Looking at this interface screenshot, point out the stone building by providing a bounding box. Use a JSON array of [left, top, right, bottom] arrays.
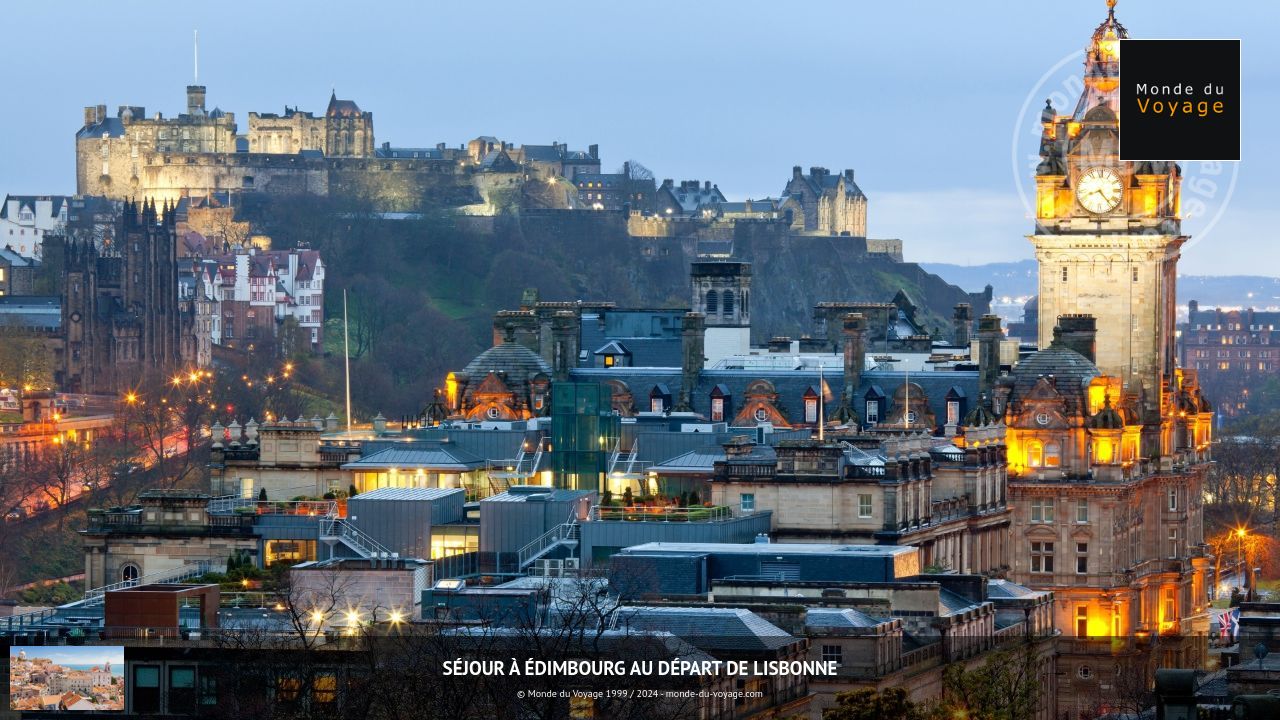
[[53, 199, 205, 393], [1006, 6, 1216, 715], [0, 246, 37, 295], [780, 166, 867, 236], [1, 194, 69, 258], [1179, 301, 1280, 417]]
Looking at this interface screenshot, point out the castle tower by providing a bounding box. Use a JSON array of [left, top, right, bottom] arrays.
[[186, 85, 206, 117], [1029, 0, 1182, 431], [691, 260, 751, 367]]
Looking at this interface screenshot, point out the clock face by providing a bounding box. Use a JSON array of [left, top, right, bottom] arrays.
[[1076, 167, 1124, 214]]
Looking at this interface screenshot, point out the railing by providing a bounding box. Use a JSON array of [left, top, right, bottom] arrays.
[[76, 560, 222, 607], [319, 516, 394, 559], [590, 504, 735, 523], [901, 642, 943, 669], [207, 497, 338, 517], [517, 508, 579, 569]]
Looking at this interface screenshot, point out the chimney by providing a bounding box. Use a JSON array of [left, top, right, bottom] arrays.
[[841, 313, 867, 402], [1055, 314, 1097, 363], [976, 315, 1003, 406], [372, 412, 387, 434], [844, 169, 854, 182], [704, 180, 711, 191], [810, 166, 824, 180], [588, 143, 598, 160], [952, 303, 973, 346], [793, 165, 803, 179], [1188, 299, 1198, 315], [83, 106, 98, 127], [551, 310, 579, 382], [676, 312, 705, 411], [96, 105, 107, 124]]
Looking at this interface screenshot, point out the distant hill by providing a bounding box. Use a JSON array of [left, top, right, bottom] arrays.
[[241, 195, 985, 416], [923, 259, 1280, 309]]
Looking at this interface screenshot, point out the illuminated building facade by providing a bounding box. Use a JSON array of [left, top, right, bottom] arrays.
[[1008, 4, 1215, 715]]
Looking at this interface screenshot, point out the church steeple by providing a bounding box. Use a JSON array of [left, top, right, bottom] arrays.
[[1076, 0, 1126, 118]]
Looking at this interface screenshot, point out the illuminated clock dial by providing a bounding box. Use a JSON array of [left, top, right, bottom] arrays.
[[1076, 167, 1124, 214]]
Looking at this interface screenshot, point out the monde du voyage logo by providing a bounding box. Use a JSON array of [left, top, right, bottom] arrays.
[[1119, 39, 1241, 161]]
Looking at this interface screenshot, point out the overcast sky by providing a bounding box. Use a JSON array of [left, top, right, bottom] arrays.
[[0, 0, 1273, 275]]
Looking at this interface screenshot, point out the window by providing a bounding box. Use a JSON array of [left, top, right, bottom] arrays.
[[705, 290, 718, 314], [121, 562, 140, 583], [1076, 606, 1089, 637], [1045, 443, 1062, 467], [1132, 267, 1139, 282], [1077, 543, 1089, 574], [1031, 542, 1054, 573], [1164, 588, 1177, 624], [865, 400, 879, 424], [821, 644, 843, 665], [169, 666, 197, 714], [1167, 486, 1178, 511], [711, 397, 724, 422], [1168, 528, 1179, 558], [859, 493, 873, 518], [1078, 665, 1093, 680], [315, 674, 337, 705], [651, 396, 664, 413], [1061, 267, 1069, 282], [741, 493, 755, 512], [804, 395, 819, 423], [603, 354, 615, 368], [754, 408, 768, 422], [133, 665, 161, 713], [1031, 499, 1054, 523], [1076, 499, 1089, 523], [946, 400, 960, 425], [722, 290, 735, 314], [1027, 441, 1044, 467]]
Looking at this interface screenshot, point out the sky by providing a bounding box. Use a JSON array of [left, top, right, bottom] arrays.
[[0, 0, 1275, 275], [10, 646, 125, 667]]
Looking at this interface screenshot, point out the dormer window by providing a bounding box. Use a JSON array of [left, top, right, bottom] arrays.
[[865, 399, 880, 425]]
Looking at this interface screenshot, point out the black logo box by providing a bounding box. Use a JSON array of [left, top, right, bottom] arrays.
[[1119, 39, 1240, 162]]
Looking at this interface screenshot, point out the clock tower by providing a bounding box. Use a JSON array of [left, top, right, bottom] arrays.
[[1030, 0, 1184, 434]]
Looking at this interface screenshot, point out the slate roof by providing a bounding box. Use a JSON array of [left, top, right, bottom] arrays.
[[76, 117, 126, 139], [326, 92, 363, 117], [939, 588, 984, 615], [342, 444, 485, 471], [0, 247, 36, 267], [1006, 342, 1099, 417], [804, 607, 885, 629], [649, 447, 726, 473], [520, 145, 564, 163], [1, 195, 69, 219], [0, 295, 60, 330], [615, 606, 798, 652], [375, 147, 444, 159], [985, 579, 1046, 600], [569, 366, 978, 433]]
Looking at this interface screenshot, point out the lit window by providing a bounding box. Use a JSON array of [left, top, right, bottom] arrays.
[[1076, 606, 1089, 637], [1027, 441, 1044, 467], [946, 400, 960, 425]]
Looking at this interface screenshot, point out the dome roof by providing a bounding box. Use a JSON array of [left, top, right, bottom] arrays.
[[462, 341, 553, 388], [1088, 394, 1125, 429], [1007, 343, 1101, 418]]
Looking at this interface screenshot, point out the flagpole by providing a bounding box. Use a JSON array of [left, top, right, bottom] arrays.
[[818, 363, 825, 441], [343, 289, 352, 434]]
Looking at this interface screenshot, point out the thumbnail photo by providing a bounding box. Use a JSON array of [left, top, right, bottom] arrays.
[[8, 647, 125, 712]]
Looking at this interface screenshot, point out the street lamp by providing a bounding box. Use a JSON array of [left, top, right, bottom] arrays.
[[1237, 527, 1250, 601]]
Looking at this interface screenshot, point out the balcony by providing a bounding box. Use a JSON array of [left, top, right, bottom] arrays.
[[590, 504, 737, 523]]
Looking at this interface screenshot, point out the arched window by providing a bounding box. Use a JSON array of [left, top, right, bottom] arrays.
[[1027, 441, 1044, 468], [705, 290, 718, 314], [722, 290, 735, 314], [120, 563, 140, 583]]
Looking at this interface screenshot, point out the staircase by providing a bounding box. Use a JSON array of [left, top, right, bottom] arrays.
[[3, 560, 224, 631], [488, 438, 548, 496], [517, 508, 581, 571], [319, 514, 394, 560]]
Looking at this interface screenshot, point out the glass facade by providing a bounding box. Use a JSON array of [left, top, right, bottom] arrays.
[[550, 382, 620, 492]]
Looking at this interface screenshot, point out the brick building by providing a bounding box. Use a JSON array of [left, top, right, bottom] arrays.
[[1179, 300, 1280, 417]]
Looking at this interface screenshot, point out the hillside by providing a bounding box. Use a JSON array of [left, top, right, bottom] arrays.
[[241, 196, 986, 417]]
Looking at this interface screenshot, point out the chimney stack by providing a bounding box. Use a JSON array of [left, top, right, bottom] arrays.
[[676, 312, 705, 412], [952, 303, 973, 346], [551, 310, 580, 382], [841, 313, 867, 405], [1055, 314, 1097, 363], [976, 314, 1003, 407]]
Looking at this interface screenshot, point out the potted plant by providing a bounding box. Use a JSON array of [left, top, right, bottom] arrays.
[[67, 628, 85, 646]]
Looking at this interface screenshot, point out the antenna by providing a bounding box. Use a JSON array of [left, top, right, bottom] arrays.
[[193, 30, 199, 83]]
